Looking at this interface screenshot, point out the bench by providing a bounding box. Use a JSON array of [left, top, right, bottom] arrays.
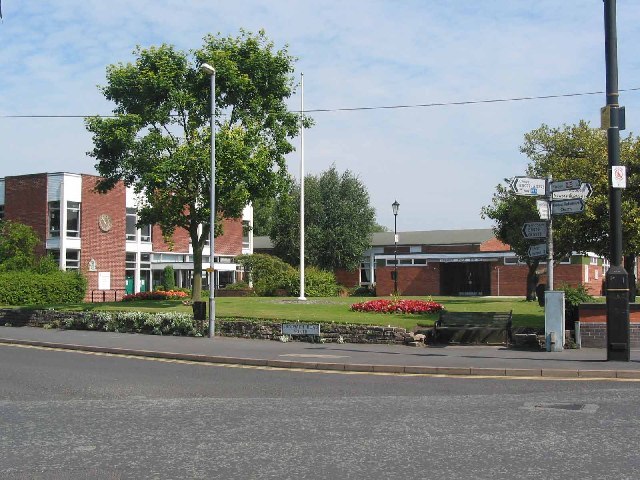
[[434, 311, 513, 345]]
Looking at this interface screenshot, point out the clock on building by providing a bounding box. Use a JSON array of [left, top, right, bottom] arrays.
[[98, 214, 112, 232]]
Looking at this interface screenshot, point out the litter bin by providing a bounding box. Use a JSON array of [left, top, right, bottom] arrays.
[[536, 284, 546, 307], [192, 301, 206, 321]]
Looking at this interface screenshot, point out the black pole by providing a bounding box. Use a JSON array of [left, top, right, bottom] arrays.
[[394, 212, 398, 294], [604, 0, 630, 361]]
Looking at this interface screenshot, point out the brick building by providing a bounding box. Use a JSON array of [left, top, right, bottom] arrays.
[[0, 173, 252, 301], [255, 229, 615, 297]]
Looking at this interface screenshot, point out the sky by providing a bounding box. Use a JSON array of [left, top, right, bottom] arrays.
[[2, 1, 640, 232]]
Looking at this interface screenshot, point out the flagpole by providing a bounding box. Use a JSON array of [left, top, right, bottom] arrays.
[[298, 72, 306, 301]]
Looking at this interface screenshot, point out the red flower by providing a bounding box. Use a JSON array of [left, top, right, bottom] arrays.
[[350, 299, 444, 314]]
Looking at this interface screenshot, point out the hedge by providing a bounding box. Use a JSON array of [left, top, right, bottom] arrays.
[[0, 270, 87, 305]]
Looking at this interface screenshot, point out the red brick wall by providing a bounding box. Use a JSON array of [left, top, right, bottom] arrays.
[[376, 264, 440, 296], [217, 218, 243, 255], [335, 268, 360, 287], [539, 264, 603, 295], [80, 175, 126, 300], [491, 265, 529, 296], [5, 174, 48, 257], [152, 225, 191, 252]]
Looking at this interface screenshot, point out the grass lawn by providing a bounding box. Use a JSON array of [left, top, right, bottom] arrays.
[[8, 296, 548, 330]]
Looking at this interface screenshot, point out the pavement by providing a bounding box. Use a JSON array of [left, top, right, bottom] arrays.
[[1, 325, 640, 379]]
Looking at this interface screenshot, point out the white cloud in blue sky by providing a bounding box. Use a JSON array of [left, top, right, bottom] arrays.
[[2, 1, 640, 230]]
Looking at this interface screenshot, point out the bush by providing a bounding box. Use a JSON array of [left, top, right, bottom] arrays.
[[162, 266, 176, 291], [560, 283, 594, 307], [295, 267, 338, 297], [56, 311, 199, 336], [237, 253, 297, 296], [224, 281, 251, 290], [0, 270, 87, 305]]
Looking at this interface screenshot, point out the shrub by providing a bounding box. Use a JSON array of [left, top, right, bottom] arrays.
[[0, 270, 87, 305], [224, 281, 251, 290], [237, 253, 297, 296], [560, 283, 594, 307], [162, 266, 176, 291], [297, 267, 338, 297], [350, 299, 444, 314]]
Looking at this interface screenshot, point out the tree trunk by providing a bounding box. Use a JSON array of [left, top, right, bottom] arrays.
[[624, 254, 637, 303], [526, 261, 539, 301], [192, 244, 203, 301]]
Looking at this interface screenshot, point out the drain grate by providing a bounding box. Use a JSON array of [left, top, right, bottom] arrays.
[[521, 402, 598, 413]]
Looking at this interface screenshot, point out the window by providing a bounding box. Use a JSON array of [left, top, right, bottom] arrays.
[[126, 252, 136, 270], [66, 201, 80, 237], [140, 223, 151, 243], [126, 208, 137, 241], [242, 220, 251, 249], [49, 201, 61, 237], [66, 250, 80, 270], [504, 257, 520, 265]]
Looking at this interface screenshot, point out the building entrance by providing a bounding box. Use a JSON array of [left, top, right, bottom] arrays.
[[440, 262, 490, 296]]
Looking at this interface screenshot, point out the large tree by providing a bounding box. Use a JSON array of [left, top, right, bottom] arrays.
[[483, 121, 640, 299], [86, 30, 305, 300], [270, 166, 376, 271], [481, 184, 542, 300]]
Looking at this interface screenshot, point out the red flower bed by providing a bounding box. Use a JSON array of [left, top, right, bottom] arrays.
[[350, 299, 444, 314], [122, 290, 190, 302]]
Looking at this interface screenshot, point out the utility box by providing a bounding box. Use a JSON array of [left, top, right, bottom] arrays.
[[606, 265, 630, 361], [545, 291, 565, 352]]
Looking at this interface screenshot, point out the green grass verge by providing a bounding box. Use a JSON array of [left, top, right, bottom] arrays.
[[3, 296, 548, 330]]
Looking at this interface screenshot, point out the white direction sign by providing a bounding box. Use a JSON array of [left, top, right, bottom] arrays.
[[522, 222, 548, 239], [549, 178, 581, 192], [528, 243, 547, 258], [510, 177, 546, 196], [552, 198, 585, 215], [536, 199, 550, 220], [552, 182, 593, 200]]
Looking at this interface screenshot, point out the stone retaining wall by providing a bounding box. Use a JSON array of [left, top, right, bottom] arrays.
[[0, 309, 418, 345]]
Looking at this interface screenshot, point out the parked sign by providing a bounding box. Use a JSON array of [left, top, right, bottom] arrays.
[[612, 166, 627, 189], [528, 243, 547, 258], [549, 179, 581, 192], [522, 222, 548, 239], [551, 198, 585, 215], [510, 177, 546, 196], [552, 182, 593, 200]]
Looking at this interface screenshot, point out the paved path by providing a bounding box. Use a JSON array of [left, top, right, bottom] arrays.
[[2, 326, 640, 379]]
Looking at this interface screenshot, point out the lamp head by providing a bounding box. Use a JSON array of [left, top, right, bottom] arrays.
[[200, 63, 215, 75], [392, 200, 400, 216]]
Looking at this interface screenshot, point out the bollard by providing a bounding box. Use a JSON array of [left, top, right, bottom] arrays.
[[575, 321, 581, 349]]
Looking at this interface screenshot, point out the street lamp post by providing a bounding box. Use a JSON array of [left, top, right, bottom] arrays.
[[201, 62, 216, 339], [392, 200, 399, 295]]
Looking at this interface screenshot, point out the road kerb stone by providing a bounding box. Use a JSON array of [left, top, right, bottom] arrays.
[[403, 365, 439, 375], [436, 367, 472, 376], [315, 363, 346, 371], [230, 357, 268, 367], [372, 364, 405, 374], [541, 369, 579, 378], [578, 370, 617, 379], [345, 364, 375, 373], [266, 359, 293, 368], [470, 367, 507, 377], [505, 368, 542, 377], [616, 370, 640, 379]]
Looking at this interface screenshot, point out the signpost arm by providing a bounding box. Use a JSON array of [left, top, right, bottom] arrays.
[[546, 175, 554, 292]]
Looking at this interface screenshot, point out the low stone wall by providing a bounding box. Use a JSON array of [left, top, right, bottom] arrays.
[[0, 309, 420, 345]]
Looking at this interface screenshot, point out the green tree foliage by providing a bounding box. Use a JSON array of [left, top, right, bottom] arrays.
[[85, 30, 306, 300], [162, 266, 176, 291], [270, 166, 376, 271], [483, 121, 640, 299], [481, 184, 541, 300], [0, 220, 40, 271]]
